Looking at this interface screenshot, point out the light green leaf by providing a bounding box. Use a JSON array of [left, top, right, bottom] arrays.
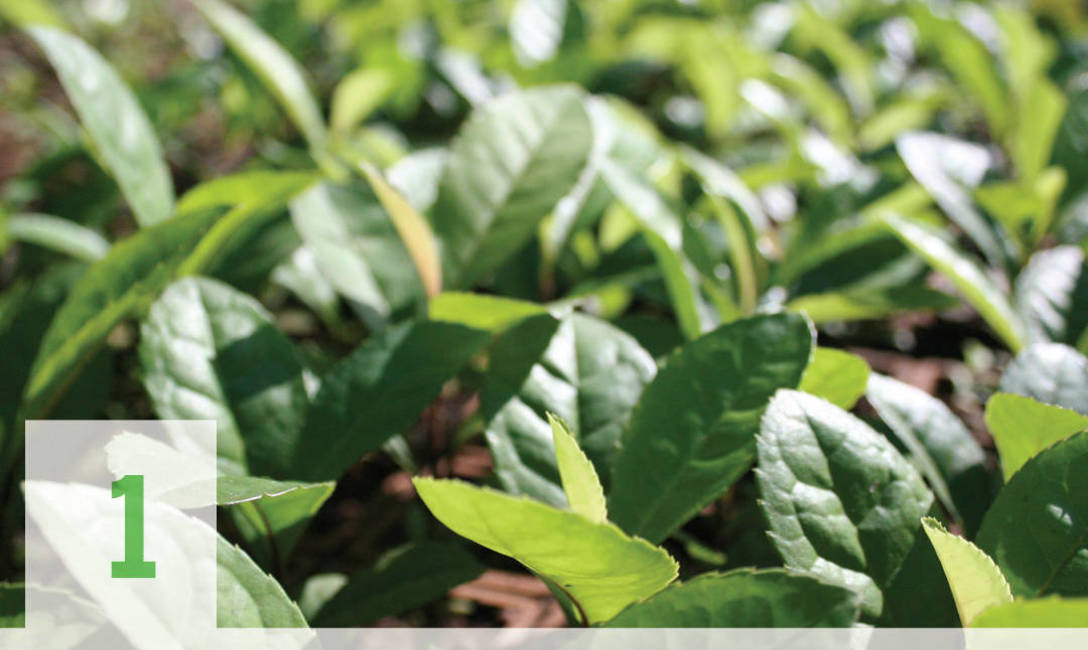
[[549, 414, 606, 523], [921, 517, 1012, 626], [756, 390, 934, 619], [799, 348, 870, 410], [217, 476, 335, 570], [139, 276, 309, 477], [193, 0, 326, 152], [866, 373, 991, 536], [610, 312, 814, 544], [217, 535, 307, 628], [483, 312, 655, 506], [413, 477, 677, 624], [175, 170, 318, 214], [604, 568, 859, 628], [0, 0, 64, 28], [788, 285, 958, 323], [358, 161, 442, 298], [310, 542, 483, 627], [428, 291, 546, 333], [976, 432, 1088, 598], [294, 321, 490, 481], [879, 211, 1025, 352], [4, 213, 108, 262], [1014, 246, 1088, 348], [27, 26, 173, 227], [289, 180, 423, 329], [971, 597, 1088, 627], [985, 393, 1088, 481], [999, 343, 1088, 414], [22, 208, 221, 421], [433, 85, 591, 288], [387, 148, 447, 214], [330, 68, 393, 135]]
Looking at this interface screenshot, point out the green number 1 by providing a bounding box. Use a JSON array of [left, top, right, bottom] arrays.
[[111, 474, 156, 579]]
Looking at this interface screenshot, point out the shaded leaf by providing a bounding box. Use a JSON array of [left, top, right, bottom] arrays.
[[483, 312, 655, 505], [976, 432, 1088, 598], [610, 313, 814, 544], [217, 535, 307, 628], [604, 568, 859, 628], [294, 321, 490, 481], [310, 542, 483, 627], [1014, 246, 1088, 348], [139, 276, 310, 477], [866, 373, 991, 536]]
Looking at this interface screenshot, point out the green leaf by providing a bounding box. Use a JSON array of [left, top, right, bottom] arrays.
[[549, 414, 606, 523], [294, 321, 490, 481], [971, 597, 1088, 627], [895, 132, 1007, 268], [412, 477, 677, 624], [428, 291, 546, 332], [22, 208, 221, 421], [921, 517, 1012, 626], [4, 213, 108, 261], [756, 390, 934, 619], [483, 312, 655, 506], [976, 432, 1088, 598], [289, 180, 423, 329], [787, 285, 959, 323], [27, 27, 173, 227], [799, 348, 870, 410], [193, 0, 326, 153], [139, 276, 310, 477], [217, 476, 335, 570], [879, 211, 1025, 352], [866, 373, 992, 536], [610, 312, 814, 544], [999, 343, 1088, 415], [1014, 246, 1088, 348], [985, 393, 1088, 481], [310, 541, 483, 627], [176, 170, 318, 214], [433, 85, 592, 288], [359, 161, 442, 298], [600, 157, 710, 339], [0, 583, 23, 628], [604, 568, 859, 628], [329, 68, 393, 135], [217, 534, 307, 628]]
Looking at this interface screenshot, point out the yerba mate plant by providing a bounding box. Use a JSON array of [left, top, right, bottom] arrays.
[[0, 0, 1086, 629]]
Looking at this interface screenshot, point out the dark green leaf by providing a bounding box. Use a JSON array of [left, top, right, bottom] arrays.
[[433, 85, 592, 288], [483, 312, 655, 505], [610, 312, 814, 544], [294, 321, 490, 481], [756, 390, 934, 618], [217, 535, 307, 628], [604, 568, 859, 628], [310, 542, 483, 627], [976, 432, 1088, 598], [866, 373, 992, 536], [140, 276, 310, 477]]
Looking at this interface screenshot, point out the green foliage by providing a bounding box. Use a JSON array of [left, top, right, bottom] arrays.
[[4, 0, 1087, 631]]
